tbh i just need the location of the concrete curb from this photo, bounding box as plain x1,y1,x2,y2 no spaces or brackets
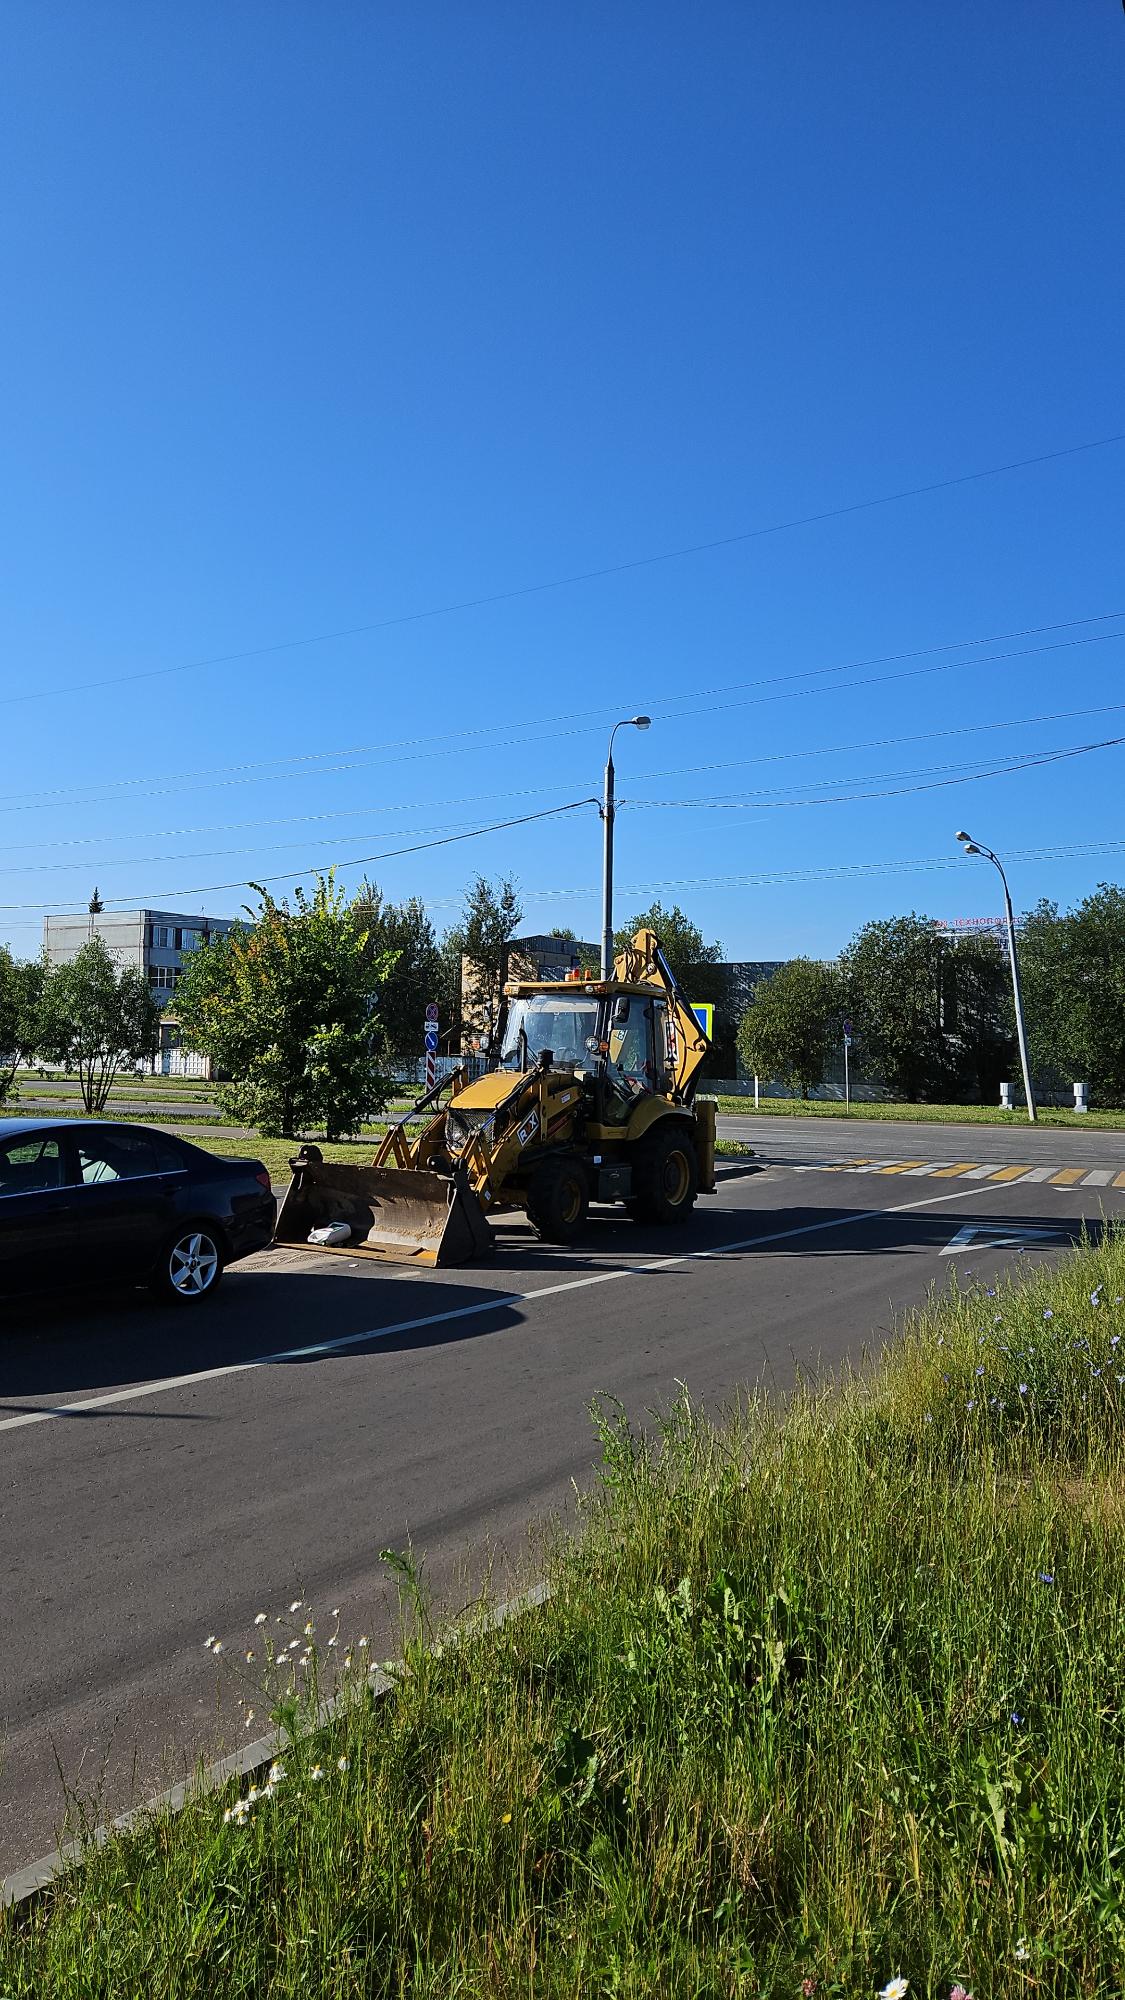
1,1580,550,1911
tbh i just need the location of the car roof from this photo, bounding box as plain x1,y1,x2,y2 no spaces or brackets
0,1117,182,1141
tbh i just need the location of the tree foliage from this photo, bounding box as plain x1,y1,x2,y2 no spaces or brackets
349,882,449,1068
1019,885,1125,1104
174,875,391,1138
0,949,45,1103
736,958,843,1096
36,938,159,1113
448,875,523,1044
841,915,957,1102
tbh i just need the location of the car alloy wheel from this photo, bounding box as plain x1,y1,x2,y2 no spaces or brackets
168,1230,220,1298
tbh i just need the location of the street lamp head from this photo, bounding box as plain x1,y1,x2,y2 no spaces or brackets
963,843,982,856
630,714,652,730
955,830,972,845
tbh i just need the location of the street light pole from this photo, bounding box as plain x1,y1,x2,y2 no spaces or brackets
955,830,1037,1123
602,716,651,977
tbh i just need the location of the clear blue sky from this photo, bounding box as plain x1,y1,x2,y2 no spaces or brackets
2,3,1122,964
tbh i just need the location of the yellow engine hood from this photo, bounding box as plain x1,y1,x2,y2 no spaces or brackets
452,1068,532,1110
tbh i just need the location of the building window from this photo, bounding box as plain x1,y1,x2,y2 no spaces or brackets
173,927,183,951
148,966,177,991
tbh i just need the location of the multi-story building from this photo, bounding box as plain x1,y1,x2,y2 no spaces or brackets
42,908,239,1076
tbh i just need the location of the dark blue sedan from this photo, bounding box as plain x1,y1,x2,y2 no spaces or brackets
0,1119,276,1305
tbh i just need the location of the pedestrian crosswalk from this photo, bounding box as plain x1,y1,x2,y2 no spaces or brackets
780,1157,1125,1190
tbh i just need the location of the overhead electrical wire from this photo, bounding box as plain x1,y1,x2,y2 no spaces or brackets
6,731,1123,916
4,431,1122,711
1,613,1124,823
4,689,1125,862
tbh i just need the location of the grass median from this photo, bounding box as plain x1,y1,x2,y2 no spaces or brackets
4,1235,1125,1996
710,1095,1125,1131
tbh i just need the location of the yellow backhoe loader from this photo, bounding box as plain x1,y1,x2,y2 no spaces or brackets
275,929,734,1268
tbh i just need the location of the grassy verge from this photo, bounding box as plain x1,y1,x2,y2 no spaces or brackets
711,1094,1125,1130
5,1238,1125,1995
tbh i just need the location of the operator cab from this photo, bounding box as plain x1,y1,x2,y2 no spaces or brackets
498,986,675,1121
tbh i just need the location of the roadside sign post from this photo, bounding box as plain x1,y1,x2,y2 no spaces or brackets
842,1019,854,1117
424,1003,439,1093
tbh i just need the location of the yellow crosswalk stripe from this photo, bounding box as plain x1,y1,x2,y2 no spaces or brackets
878,1160,928,1173
927,1162,979,1177
1050,1168,1086,1186
1115,1171,1125,1189
989,1164,1033,1181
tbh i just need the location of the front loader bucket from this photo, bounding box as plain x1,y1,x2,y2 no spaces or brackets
276,1156,494,1267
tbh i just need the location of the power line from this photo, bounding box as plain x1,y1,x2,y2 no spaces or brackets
0,797,600,914
4,432,1123,711
1,611,1124,822
620,740,1120,808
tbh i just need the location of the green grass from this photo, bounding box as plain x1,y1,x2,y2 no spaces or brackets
5,1237,1125,1995
711,1094,1125,1130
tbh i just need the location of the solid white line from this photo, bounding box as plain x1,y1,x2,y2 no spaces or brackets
0,1180,1020,1439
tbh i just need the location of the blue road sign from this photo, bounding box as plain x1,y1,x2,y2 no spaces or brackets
424,1030,439,1053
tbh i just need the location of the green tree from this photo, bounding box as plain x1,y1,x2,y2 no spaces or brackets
1019,885,1125,1104
447,875,523,1044
175,875,391,1138
736,958,842,1096
944,932,1014,1103
841,914,957,1102
36,938,159,1113
350,882,445,1069
0,949,46,1103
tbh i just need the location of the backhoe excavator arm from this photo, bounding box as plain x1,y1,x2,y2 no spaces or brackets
611,928,711,1102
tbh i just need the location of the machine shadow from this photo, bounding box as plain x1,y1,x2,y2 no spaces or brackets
0,1264,524,1404
1,1204,1096,1406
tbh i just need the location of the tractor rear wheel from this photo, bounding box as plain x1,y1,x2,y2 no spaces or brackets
526,1156,589,1243
631,1124,698,1225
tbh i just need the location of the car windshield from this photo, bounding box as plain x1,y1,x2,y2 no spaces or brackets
500,993,600,1070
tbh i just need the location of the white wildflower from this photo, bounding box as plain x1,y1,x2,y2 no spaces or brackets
358,1635,369,1649
878,1980,909,2000
337,1756,349,1772
289,1599,303,1613
310,1765,324,1781
268,1762,285,1784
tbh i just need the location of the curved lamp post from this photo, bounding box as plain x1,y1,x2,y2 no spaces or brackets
601,716,651,976
955,830,1037,1122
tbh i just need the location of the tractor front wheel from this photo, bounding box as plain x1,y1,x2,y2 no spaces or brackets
631,1125,698,1225
526,1157,589,1244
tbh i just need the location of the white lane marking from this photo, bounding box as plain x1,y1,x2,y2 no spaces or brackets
940,1221,1073,1256
0,1181,1022,1438
1082,1169,1114,1186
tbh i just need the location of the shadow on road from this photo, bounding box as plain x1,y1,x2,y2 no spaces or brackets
0,1201,1097,1407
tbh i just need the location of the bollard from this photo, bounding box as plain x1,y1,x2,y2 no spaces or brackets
1000,1082,1014,1110
1074,1081,1089,1114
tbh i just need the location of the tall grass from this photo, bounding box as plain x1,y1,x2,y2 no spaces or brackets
4,1237,1125,1996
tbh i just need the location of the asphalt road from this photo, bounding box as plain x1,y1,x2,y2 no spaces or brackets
2,1135,1122,1878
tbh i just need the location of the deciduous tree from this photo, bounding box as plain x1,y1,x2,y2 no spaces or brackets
841,914,957,1102
0,949,45,1103
175,875,391,1138
736,958,842,1097
36,938,159,1113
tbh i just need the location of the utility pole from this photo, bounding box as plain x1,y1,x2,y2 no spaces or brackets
601,716,651,977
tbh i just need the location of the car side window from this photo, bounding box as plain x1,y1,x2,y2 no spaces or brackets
152,1137,188,1174
0,1135,64,1196
76,1131,160,1184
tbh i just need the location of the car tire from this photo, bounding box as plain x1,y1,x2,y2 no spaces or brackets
630,1124,698,1225
150,1223,225,1305
526,1157,589,1244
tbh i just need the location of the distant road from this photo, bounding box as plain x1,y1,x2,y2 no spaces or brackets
716,1112,1125,1173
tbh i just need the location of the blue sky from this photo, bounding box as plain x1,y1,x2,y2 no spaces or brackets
2,3,1122,964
